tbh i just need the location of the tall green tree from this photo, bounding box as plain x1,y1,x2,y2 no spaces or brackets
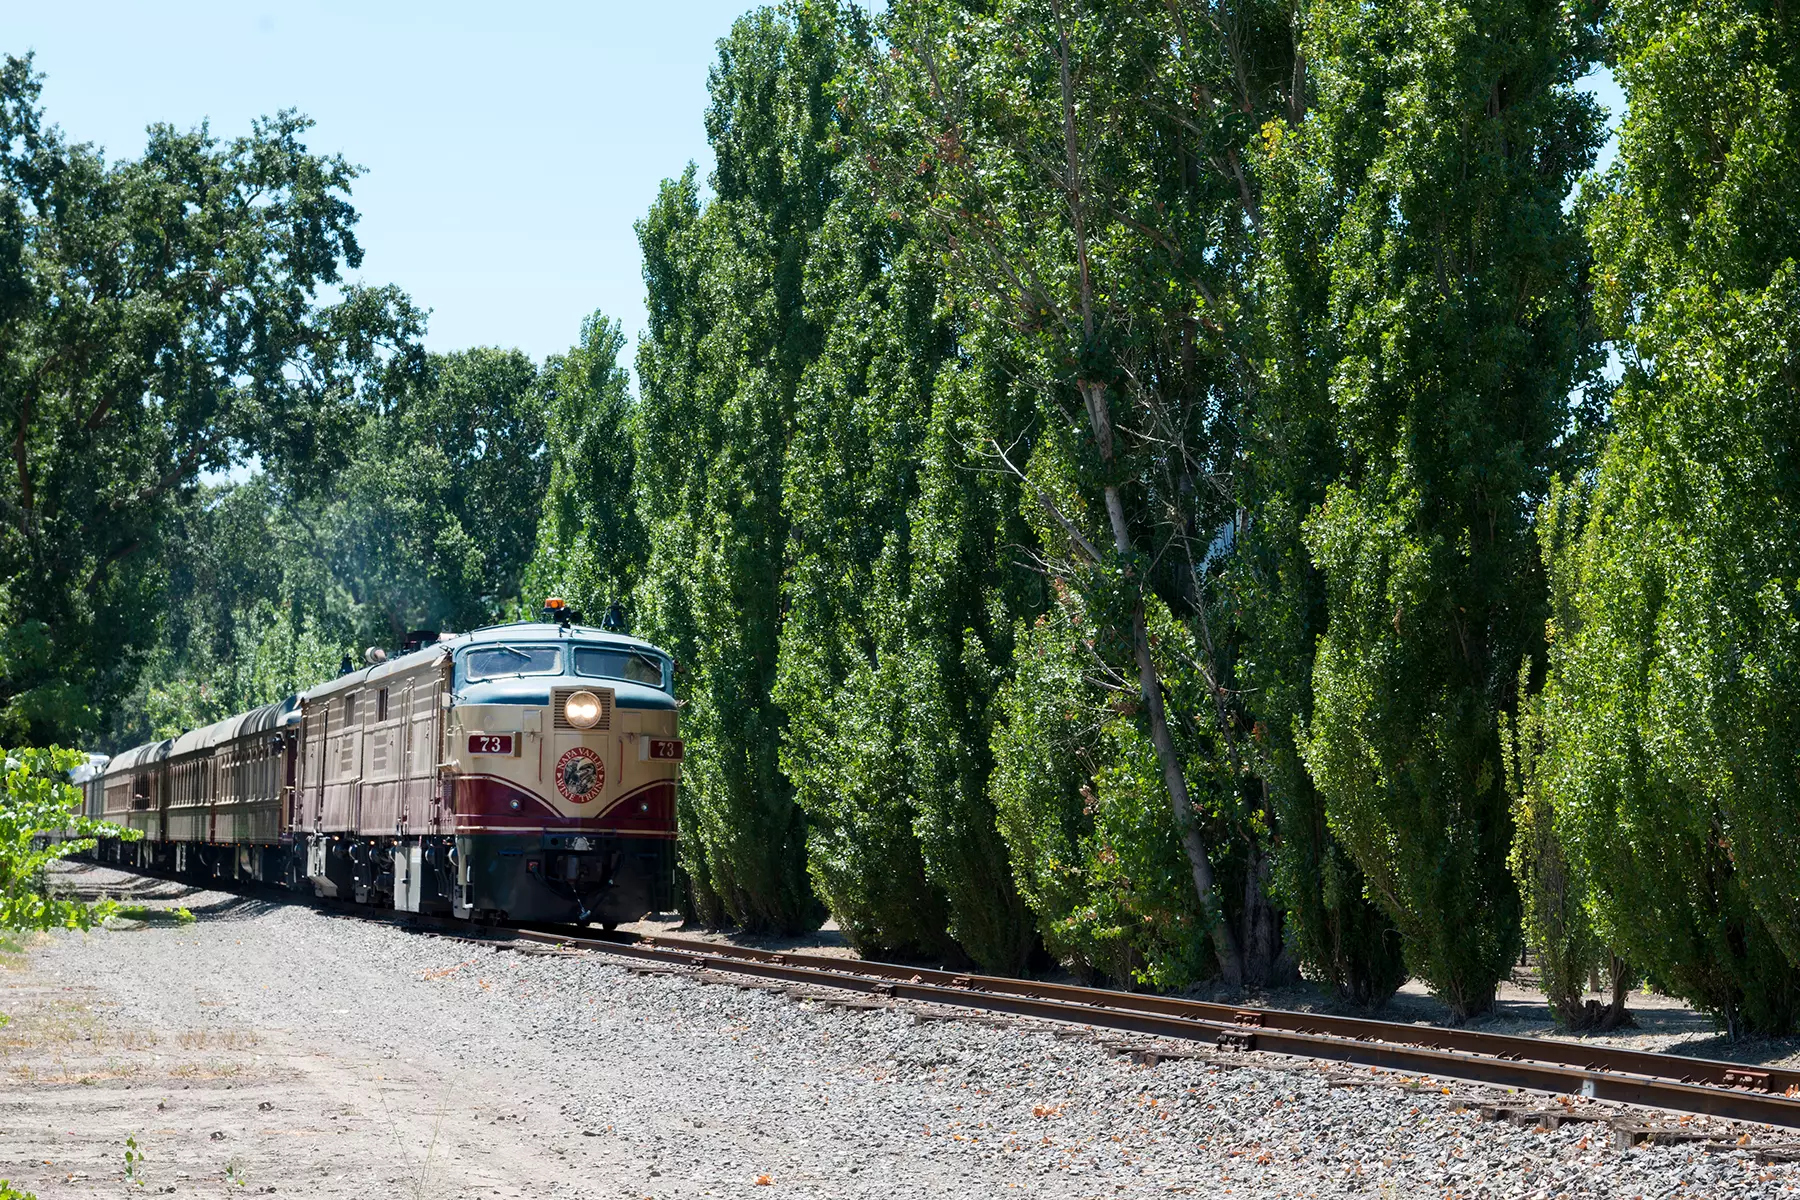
766,27,1041,970
772,147,956,958
0,53,422,744
992,591,1224,988
524,314,644,619
108,347,545,749
1532,0,1800,1035
106,479,348,748
893,350,1043,973
634,4,860,933
325,347,545,644
882,0,1299,986
1243,10,1410,1007
1292,0,1603,1017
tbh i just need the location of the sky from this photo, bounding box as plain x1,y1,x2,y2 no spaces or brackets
11,5,1625,370
10,2,768,364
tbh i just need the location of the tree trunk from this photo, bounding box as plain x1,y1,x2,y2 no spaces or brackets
1126,596,1246,984
1079,375,1245,985
1048,5,1244,987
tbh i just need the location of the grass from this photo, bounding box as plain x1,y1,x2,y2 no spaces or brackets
175,1027,259,1051
166,1059,247,1080
111,905,196,925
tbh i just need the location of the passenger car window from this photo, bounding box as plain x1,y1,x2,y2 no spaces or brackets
573,646,666,690
464,644,563,681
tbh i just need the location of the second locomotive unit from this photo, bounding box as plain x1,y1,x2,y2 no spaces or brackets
87,600,680,926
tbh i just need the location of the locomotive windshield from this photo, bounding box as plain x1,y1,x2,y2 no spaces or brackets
464,644,563,681
574,645,668,690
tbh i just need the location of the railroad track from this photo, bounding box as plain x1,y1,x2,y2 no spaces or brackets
65,861,1800,1136
504,923,1800,1133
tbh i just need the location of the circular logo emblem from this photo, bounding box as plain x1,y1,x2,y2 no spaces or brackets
554,746,607,804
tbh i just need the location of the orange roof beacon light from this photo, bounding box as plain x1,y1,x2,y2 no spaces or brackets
541,596,582,627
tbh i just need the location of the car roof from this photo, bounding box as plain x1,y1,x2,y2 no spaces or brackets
104,739,172,776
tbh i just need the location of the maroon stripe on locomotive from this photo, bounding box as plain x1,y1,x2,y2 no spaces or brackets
448,775,677,838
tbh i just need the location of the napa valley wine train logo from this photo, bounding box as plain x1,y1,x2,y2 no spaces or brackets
554,746,607,804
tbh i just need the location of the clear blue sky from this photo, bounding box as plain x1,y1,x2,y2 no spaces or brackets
10,2,764,363
11,6,1623,369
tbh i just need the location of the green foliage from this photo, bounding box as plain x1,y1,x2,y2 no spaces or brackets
0,53,423,746
123,1132,144,1186
113,904,196,925
880,0,1303,987
765,30,1037,967
0,746,135,931
1531,0,1800,1035
337,346,546,641
622,3,1043,960
1501,657,1604,1026
992,599,1214,989
523,314,644,619
1244,32,1409,1008
895,363,1042,974
634,4,867,934
108,347,545,749
990,605,1106,974
771,151,953,956
0,1182,38,1200
106,480,341,745
1289,0,1602,1017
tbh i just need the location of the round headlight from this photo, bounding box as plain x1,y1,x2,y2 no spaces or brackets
564,690,603,729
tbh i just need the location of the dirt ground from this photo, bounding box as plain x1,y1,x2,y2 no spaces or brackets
4,863,1797,1200
0,871,626,1200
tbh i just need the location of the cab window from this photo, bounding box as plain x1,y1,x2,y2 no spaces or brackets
464,644,563,681
573,646,667,690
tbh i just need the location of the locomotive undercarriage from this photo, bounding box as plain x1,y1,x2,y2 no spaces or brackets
90,831,675,927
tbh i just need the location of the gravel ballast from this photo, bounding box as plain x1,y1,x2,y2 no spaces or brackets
2,864,1795,1198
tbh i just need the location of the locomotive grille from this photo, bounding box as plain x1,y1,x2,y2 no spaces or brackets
552,686,614,731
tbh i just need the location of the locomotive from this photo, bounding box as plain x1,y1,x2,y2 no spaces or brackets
84,601,680,926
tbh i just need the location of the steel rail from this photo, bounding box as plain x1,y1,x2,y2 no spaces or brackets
512,925,1800,1129
71,861,1799,1131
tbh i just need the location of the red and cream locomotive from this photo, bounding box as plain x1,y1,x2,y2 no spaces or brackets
86,601,680,926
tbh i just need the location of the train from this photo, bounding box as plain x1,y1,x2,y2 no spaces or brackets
81,600,681,927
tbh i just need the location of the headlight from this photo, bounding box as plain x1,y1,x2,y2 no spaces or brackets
564,690,603,729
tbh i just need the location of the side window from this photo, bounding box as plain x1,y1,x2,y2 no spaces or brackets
344,693,358,725
377,688,389,722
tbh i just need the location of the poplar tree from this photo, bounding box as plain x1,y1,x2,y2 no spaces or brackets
774,108,955,957
769,8,1038,970
894,349,1043,973
633,6,855,932
1535,0,1800,1035
523,314,644,619
1294,0,1602,1016
1245,30,1409,1007
882,0,1299,987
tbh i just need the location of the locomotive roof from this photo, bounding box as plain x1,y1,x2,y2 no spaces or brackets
101,620,670,770
298,621,668,703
